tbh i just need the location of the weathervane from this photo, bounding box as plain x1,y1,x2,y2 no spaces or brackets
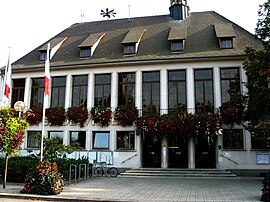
100,8,116,19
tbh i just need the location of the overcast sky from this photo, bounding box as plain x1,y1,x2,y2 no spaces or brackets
0,0,266,67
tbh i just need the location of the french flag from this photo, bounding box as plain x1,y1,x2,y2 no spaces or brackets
3,50,12,106
44,43,50,96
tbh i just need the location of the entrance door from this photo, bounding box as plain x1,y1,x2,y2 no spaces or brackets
195,135,216,168
168,135,188,168
142,133,161,168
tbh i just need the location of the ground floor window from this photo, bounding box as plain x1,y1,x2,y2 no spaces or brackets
251,129,270,149
70,131,86,149
27,131,41,148
223,129,243,149
93,132,110,149
48,131,63,144
117,131,135,150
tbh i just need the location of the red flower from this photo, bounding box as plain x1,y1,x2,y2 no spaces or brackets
114,105,138,127
45,107,66,126
67,107,89,127
24,108,42,125
90,106,111,127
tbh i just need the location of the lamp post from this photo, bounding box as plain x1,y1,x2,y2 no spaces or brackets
14,101,26,117
0,102,8,110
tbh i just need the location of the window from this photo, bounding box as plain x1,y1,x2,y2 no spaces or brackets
123,44,136,55
70,131,86,149
93,132,110,149
220,68,240,103
80,48,91,58
48,131,63,144
72,75,88,107
27,131,41,148
194,69,214,113
30,78,44,108
11,79,25,108
171,40,184,52
51,77,66,107
220,38,233,49
94,74,111,107
251,129,270,149
168,70,186,113
117,131,135,150
118,72,135,106
142,71,160,115
40,51,47,61
223,129,243,149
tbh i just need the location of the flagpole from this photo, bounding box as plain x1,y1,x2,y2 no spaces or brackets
40,43,50,162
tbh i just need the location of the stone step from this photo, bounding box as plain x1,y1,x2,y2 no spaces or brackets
121,168,237,177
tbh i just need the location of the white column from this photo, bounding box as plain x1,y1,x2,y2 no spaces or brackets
160,69,168,114
161,136,168,168
24,77,32,109
186,68,195,114
214,66,221,109
65,75,72,108
136,70,142,115
63,130,69,146
88,73,94,109
241,66,248,95
188,137,195,169
111,72,118,111
85,130,91,150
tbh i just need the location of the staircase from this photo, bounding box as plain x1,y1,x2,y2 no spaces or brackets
120,168,237,178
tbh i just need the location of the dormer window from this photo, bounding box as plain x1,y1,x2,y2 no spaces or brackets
39,51,47,61
219,37,233,49
80,48,91,58
121,28,146,56
78,33,105,59
123,43,136,55
38,37,67,61
214,24,236,50
171,40,184,52
168,25,187,53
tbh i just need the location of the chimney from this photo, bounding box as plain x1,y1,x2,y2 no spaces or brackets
169,0,189,20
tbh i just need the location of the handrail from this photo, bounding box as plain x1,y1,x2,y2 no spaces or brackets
220,154,239,165
121,154,138,164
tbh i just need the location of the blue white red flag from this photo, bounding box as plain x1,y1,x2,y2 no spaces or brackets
3,50,12,107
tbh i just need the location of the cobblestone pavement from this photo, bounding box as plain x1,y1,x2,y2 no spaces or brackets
0,176,263,202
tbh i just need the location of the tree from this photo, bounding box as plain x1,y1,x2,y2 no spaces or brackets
243,0,270,129
0,108,28,188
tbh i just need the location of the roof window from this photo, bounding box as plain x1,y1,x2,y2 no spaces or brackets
168,25,187,52
214,24,236,49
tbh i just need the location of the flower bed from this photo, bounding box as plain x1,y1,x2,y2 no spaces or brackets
24,108,43,125
67,107,89,127
45,107,66,126
90,106,112,127
114,105,138,127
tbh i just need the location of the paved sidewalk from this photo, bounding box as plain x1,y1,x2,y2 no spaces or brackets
0,176,263,201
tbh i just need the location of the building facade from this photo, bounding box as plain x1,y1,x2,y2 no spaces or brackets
2,1,266,174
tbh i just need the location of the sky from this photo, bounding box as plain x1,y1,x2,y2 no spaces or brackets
0,0,266,67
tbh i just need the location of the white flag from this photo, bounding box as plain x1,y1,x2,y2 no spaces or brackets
3,50,12,107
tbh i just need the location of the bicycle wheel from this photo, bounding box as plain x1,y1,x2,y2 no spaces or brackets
95,167,104,177
108,167,118,177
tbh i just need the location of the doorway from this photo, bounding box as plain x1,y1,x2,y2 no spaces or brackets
195,135,216,168
168,135,188,168
142,133,161,168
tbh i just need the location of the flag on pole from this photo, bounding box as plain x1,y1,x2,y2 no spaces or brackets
3,49,12,107
41,43,50,162
44,44,50,96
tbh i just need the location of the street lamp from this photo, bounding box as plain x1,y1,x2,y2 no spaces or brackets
14,101,26,117
0,102,8,110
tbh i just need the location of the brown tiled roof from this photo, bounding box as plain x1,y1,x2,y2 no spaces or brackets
38,37,67,51
121,28,146,44
12,11,263,70
168,25,187,40
78,33,105,48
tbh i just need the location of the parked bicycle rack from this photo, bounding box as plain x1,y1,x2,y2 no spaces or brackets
78,164,87,183
69,164,77,185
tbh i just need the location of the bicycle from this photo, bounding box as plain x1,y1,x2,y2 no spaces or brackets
95,162,118,177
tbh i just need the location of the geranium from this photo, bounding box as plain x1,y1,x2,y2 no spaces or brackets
45,107,66,126
24,108,43,125
114,105,138,127
66,107,89,127
90,106,112,127
220,102,244,126
21,161,64,195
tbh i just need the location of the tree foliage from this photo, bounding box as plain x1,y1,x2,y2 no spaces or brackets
243,0,270,129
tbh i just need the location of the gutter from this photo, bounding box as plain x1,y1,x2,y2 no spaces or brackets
12,53,247,73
